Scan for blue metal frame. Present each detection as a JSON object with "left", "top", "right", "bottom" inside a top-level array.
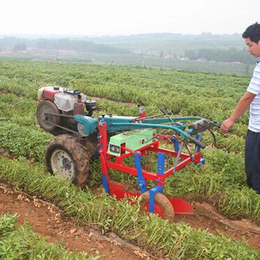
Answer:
[
  {"left": 194, "top": 134, "right": 206, "bottom": 165},
  {"left": 149, "top": 152, "right": 165, "bottom": 213},
  {"left": 134, "top": 152, "right": 147, "bottom": 193},
  {"left": 171, "top": 135, "right": 179, "bottom": 152},
  {"left": 102, "top": 175, "right": 110, "bottom": 194}
]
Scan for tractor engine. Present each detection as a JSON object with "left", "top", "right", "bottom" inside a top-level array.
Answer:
[{"left": 36, "top": 86, "right": 97, "bottom": 135}]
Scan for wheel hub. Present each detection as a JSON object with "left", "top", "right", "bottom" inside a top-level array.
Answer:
[
  {"left": 62, "top": 157, "right": 72, "bottom": 170},
  {"left": 50, "top": 149, "right": 75, "bottom": 180},
  {"left": 142, "top": 202, "right": 164, "bottom": 215}
]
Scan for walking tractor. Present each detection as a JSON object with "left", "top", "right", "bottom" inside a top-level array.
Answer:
[{"left": 36, "top": 86, "right": 220, "bottom": 221}]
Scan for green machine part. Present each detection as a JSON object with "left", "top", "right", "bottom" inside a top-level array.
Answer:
[{"left": 108, "top": 128, "right": 156, "bottom": 156}]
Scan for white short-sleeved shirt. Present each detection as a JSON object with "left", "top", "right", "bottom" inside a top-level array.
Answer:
[{"left": 247, "top": 61, "right": 260, "bottom": 132}]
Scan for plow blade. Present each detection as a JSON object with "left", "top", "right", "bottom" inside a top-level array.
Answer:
[{"left": 109, "top": 183, "right": 194, "bottom": 215}]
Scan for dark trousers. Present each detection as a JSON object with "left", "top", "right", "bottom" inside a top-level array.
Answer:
[{"left": 245, "top": 130, "right": 260, "bottom": 193}]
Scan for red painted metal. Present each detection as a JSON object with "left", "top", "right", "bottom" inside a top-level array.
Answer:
[
  {"left": 98, "top": 121, "right": 199, "bottom": 215},
  {"left": 110, "top": 183, "right": 194, "bottom": 214},
  {"left": 43, "top": 89, "right": 56, "bottom": 100}
]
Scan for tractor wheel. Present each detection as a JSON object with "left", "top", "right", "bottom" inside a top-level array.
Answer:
[
  {"left": 140, "top": 191, "right": 174, "bottom": 222},
  {"left": 36, "top": 100, "right": 61, "bottom": 134},
  {"left": 45, "top": 134, "right": 95, "bottom": 188}
]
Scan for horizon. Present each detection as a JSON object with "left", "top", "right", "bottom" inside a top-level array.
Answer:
[{"left": 0, "top": 31, "right": 243, "bottom": 39}]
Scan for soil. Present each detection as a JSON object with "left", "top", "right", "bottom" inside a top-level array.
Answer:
[
  {"left": 1, "top": 182, "right": 260, "bottom": 259},
  {"left": 0, "top": 183, "right": 150, "bottom": 260},
  {"left": 175, "top": 203, "right": 260, "bottom": 251}
]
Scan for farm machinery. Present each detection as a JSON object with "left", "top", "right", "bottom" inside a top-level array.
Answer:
[{"left": 36, "top": 86, "right": 220, "bottom": 220}]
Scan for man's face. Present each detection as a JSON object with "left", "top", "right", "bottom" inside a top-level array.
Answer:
[{"left": 245, "top": 38, "right": 260, "bottom": 58}]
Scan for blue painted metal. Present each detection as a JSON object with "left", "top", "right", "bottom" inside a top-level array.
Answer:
[
  {"left": 200, "top": 158, "right": 205, "bottom": 164},
  {"left": 194, "top": 134, "right": 206, "bottom": 165},
  {"left": 195, "top": 134, "right": 201, "bottom": 152},
  {"left": 149, "top": 186, "right": 164, "bottom": 213},
  {"left": 74, "top": 115, "right": 98, "bottom": 134},
  {"left": 110, "top": 122, "right": 191, "bottom": 139},
  {"left": 98, "top": 115, "right": 136, "bottom": 132},
  {"left": 143, "top": 116, "right": 202, "bottom": 125},
  {"left": 149, "top": 153, "right": 165, "bottom": 213},
  {"left": 157, "top": 152, "right": 165, "bottom": 177},
  {"left": 134, "top": 152, "right": 147, "bottom": 193},
  {"left": 97, "top": 115, "right": 202, "bottom": 137},
  {"left": 171, "top": 136, "right": 179, "bottom": 152},
  {"left": 194, "top": 158, "right": 206, "bottom": 165},
  {"left": 102, "top": 175, "right": 110, "bottom": 194}
]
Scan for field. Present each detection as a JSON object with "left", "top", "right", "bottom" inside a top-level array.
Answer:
[{"left": 0, "top": 60, "right": 260, "bottom": 259}]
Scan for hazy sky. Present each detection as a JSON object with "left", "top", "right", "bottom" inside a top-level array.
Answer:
[{"left": 1, "top": 0, "right": 259, "bottom": 36}]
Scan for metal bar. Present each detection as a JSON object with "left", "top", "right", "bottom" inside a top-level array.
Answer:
[
  {"left": 149, "top": 186, "right": 164, "bottom": 213},
  {"left": 173, "top": 141, "right": 184, "bottom": 172},
  {"left": 156, "top": 152, "right": 166, "bottom": 186},
  {"left": 134, "top": 151, "right": 147, "bottom": 193},
  {"left": 106, "top": 161, "right": 157, "bottom": 181},
  {"left": 45, "top": 121, "right": 81, "bottom": 135},
  {"left": 165, "top": 157, "right": 193, "bottom": 176},
  {"left": 142, "top": 116, "right": 202, "bottom": 124},
  {"left": 110, "top": 122, "right": 190, "bottom": 139},
  {"left": 44, "top": 112, "right": 74, "bottom": 118},
  {"left": 98, "top": 121, "right": 111, "bottom": 194},
  {"left": 147, "top": 146, "right": 189, "bottom": 160}
]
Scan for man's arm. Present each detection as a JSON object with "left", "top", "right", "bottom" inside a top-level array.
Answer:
[{"left": 220, "top": 91, "right": 256, "bottom": 133}]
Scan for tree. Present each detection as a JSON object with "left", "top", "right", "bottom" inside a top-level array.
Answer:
[{"left": 13, "top": 43, "right": 27, "bottom": 52}]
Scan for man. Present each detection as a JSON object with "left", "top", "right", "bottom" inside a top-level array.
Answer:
[{"left": 220, "top": 22, "right": 260, "bottom": 193}]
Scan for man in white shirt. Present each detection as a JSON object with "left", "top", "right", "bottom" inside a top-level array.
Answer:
[{"left": 221, "top": 22, "right": 260, "bottom": 193}]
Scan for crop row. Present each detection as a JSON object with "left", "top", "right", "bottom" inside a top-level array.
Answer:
[
  {"left": 0, "top": 213, "right": 96, "bottom": 259},
  {"left": 1, "top": 115, "right": 260, "bottom": 224},
  {"left": 0, "top": 60, "right": 258, "bottom": 257},
  {"left": 0, "top": 156, "right": 258, "bottom": 259},
  {"left": 0, "top": 70, "right": 255, "bottom": 223},
  {"left": 0, "top": 61, "right": 250, "bottom": 121}
]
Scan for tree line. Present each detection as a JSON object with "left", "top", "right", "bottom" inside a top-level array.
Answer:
[
  {"left": 184, "top": 47, "right": 256, "bottom": 64},
  {"left": 0, "top": 37, "right": 129, "bottom": 54}
]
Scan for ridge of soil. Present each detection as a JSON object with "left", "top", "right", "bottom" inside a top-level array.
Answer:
[
  {"left": 176, "top": 202, "right": 260, "bottom": 250},
  {"left": 0, "top": 183, "right": 152, "bottom": 260}
]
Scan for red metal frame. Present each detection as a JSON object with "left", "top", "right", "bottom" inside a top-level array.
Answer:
[
  {"left": 98, "top": 121, "right": 197, "bottom": 215},
  {"left": 43, "top": 88, "right": 57, "bottom": 101}
]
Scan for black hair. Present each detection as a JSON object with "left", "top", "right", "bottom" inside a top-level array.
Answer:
[{"left": 242, "top": 22, "right": 260, "bottom": 43}]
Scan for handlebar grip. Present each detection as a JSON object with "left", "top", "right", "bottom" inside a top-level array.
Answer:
[
  {"left": 189, "top": 136, "right": 205, "bottom": 149},
  {"left": 211, "top": 121, "right": 221, "bottom": 128},
  {"left": 160, "top": 108, "right": 167, "bottom": 115}
]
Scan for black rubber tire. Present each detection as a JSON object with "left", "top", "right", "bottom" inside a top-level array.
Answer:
[
  {"left": 36, "top": 100, "right": 60, "bottom": 133},
  {"left": 45, "top": 134, "right": 95, "bottom": 188},
  {"left": 140, "top": 191, "right": 174, "bottom": 222}
]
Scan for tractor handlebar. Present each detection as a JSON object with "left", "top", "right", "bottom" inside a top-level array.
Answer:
[
  {"left": 100, "top": 114, "right": 222, "bottom": 150},
  {"left": 189, "top": 136, "right": 205, "bottom": 149}
]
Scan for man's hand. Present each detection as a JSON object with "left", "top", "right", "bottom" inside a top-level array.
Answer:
[
  {"left": 220, "top": 91, "right": 255, "bottom": 134},
  {"left": 220, "top": 118, "right": 235, "bottom": 134}
]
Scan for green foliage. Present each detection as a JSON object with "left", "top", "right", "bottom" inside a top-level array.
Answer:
[
  {"left": 219, "top": 187, "right": 260, "bottom": 223},
  {"left": 0, "top": 122, "right": 50, "bottom": 162},
  {"left": 185, "top": 47, "right": 256, "bottom": 64},
  {"left": 139, "top": 215, "right": 258, "bottom": 259},
  {"left": 0, "top": 214, "right": 94, "bottom": 260},
  {"left": 1, "top": 60, "right": 260, "bottom": 258},
  {"left": 0, "top": 213, "right": 18, "bottom": 237},
  {"left": 0, "top": 157, "right": 258, "bottom": 259}
]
